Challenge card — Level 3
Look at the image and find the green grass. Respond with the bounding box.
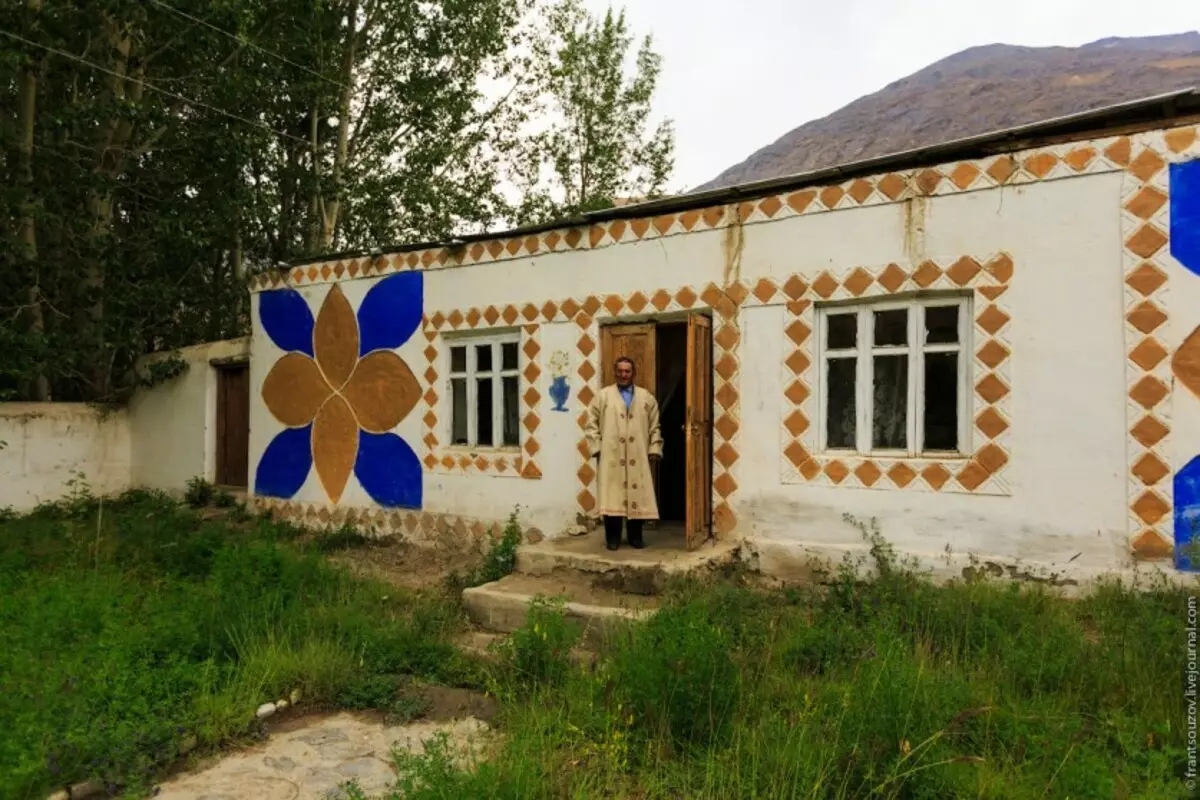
[0,489,478,799]
[4,491,1192,799]
[366,523,1192,799]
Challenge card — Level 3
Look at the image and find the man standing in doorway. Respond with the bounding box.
[585,357,663,550]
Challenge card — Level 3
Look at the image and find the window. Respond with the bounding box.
[817,297,970,456]
[448,333,521,449]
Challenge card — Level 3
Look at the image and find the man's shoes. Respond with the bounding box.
[606,541,620,551]
[628,533,646,549]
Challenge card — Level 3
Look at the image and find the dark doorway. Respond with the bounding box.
[215,364,250,488]
[655,322,688,522]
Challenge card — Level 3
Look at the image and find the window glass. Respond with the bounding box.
[873,309,907,347]
[827,314,856,350]
[502,376,520,447]
[825,358,856,448]
[925,306,959,345]
[923,353,958,451]
[451,378,468,445]
[872,355,908,449]
[476,377,494,446]
[502,342,519,371]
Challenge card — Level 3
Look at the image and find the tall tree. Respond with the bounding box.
[513,0,675,224]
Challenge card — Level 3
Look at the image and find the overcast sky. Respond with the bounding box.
[582,0,1200,190]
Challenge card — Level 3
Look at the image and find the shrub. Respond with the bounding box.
[499,596,580,688]
[184,476,214,508]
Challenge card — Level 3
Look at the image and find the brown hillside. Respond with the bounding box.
[696,32,1200,191]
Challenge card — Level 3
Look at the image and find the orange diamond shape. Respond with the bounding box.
[812,272,839,299]
[1126,225,1168,259]
[787,190,816,214]
[877,263,908,293]
[627,292,649,314]
[922,464,951,490]
[1128,148,1166,182]
[1063,146,1096,172]
[784,410,810,437]
[759,196,783,218]
[950,163,980,190]
[976,373,1010,403]
[1166,127,1198,154]
[1129,338,1168,370]
[603,295,625,316]
[976,340,1010,369]
[1125,263,1167,297]
[1132,490,1170,524]
[784,380,810,405]
[799,458,821,480]
[820,185,845,208]
[848,179,874,204]
[915,169,943,195]
[785,320,811,345]
[986,155,1018,184]
[715,354,738,381]
[1125,186,1168,220]
[651,290,672,311]
[578,360,596,381]
[715,414,739,441]
[541,301,559,320]
[956,461,990,491]
[843,267,874,297]
[824,460,850,484]
[578,335,595,356]
[783,275,808,300]
[715,383,738,410]
[1129,376,1168,409]
[676,287,698,308]
[1130,415,1169,448]
[855,461,882,486]
[975,407,1009,439]
[877,173,907,200]
[976,443,1008,474]
[946,256,982,287]
[783,441,809,468]
[1127,301,1167,334]
[785,350,811,375]
[715,325,740,351]
[577,490,596,512]
[715,443,739,468]
[976,305,1010,335]
[888,463,917,488]
[1131,529,1173,560]
[1132,453,1170,486]
[1023,152,1058,179]
[752,279,778,304]
[714,473,738,498]
[912,260,943,288]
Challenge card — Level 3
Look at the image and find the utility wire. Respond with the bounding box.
[0,28,310,146]
[147,0,348,90]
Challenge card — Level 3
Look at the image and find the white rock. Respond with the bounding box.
[275,699,289,710]
[289,688,302,704]
[46,791,69,800]
[565,524,587,537]
[69,781,103,799]
[256,702,277,719]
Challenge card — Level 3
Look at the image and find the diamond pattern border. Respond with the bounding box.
[419,313,542,479]
[248,130,1181,295]
[249,121,1200,562]
[778,254,1014,495]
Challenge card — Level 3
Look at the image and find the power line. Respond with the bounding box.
[0,28,310,147]
[147,0,348,90]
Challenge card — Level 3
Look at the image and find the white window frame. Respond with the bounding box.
[446,331,522,451]
[815,295,971,457]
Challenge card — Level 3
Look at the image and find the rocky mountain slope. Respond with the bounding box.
[697,32,1200,191]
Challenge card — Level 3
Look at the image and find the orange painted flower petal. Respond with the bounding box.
[342,351,421,433]
[312,394,359,504]
[314,284,359,390]
[262,353,331,427]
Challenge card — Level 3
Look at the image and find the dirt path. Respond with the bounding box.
[155,711,490,800]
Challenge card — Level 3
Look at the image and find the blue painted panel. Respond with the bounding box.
[1175,455,1200,571]
[355,431,422,509]
[255,425,313,499]
[1170,160,1200,278]
[259,289,315,355]
[358,272,424,356]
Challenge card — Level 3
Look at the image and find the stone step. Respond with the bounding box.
[514,528,740,595]
[461,573,659,646]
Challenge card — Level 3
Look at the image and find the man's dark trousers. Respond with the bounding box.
[603,515,644,550]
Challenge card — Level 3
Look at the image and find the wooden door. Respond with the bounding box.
[685,314,713,549]
[216,365,250,488]
[600,323,656,396]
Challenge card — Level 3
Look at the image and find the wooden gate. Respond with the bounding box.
[215,364,250,488]
[685,314,713,549]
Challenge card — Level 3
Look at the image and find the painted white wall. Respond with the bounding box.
[129,338,250,493]
[0,403,131,510]
[248,169,1145,580]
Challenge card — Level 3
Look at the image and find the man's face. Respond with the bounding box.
[615,361,634,388]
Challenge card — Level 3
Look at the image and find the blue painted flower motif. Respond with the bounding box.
[255,272,424,508]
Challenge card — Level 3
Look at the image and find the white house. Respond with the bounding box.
[245,90,1200,583]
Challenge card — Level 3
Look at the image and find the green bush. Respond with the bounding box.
[499,596,580,688]
[184,476,215,508]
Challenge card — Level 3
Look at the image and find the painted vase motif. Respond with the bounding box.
[548,350,571,412]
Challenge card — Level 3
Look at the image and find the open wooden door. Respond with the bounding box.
[600,323,656,395]
[684,314,712,549]
[215,364,250,488]
[601,323,660,518]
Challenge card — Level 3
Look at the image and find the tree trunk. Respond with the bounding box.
[17,0,49,400]
[320,0,360,250]
[231,224,245,335]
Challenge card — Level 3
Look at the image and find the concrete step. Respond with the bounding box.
[461,573,659,646]
[515,527,741,595]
